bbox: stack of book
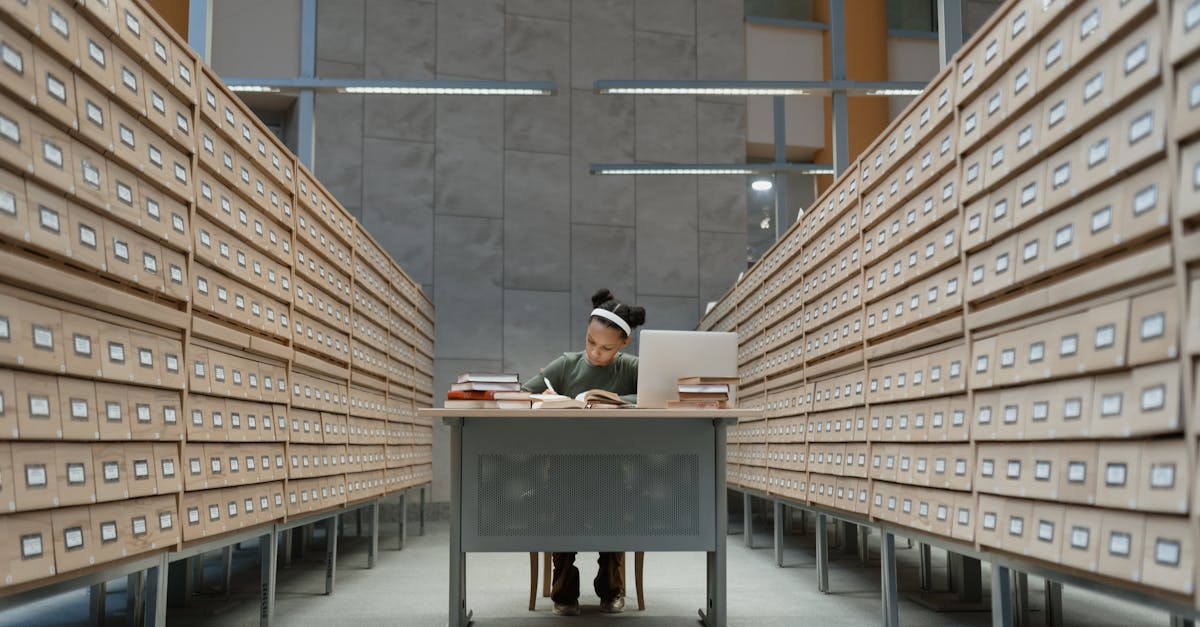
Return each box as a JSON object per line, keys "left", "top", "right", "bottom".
{"left": 668, "top": 377, "right": 739, "bottom": 409}
{"left": 445, "top": 373, "right": 532, "bottom": 409}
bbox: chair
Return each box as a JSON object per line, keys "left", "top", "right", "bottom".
{"left": 529, "top": 552, "right": 645, "bottom": 611}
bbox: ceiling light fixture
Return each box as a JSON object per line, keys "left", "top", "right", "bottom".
{"left": 595, "top": 80, "right": 929, "bottom": 97}
{"left": 751, "top": 179, "right": 774, "bottom": 191}
{"left": 591, "top": 163, "right": 834, "bottom": 176}
{"left": 219, "top": 78, "right": 557, "bottom": 96}
{"left": 337, "top": 86, "right": 552, "bottom": 95}
{"left": 865, "top": 88, "right": 924, "bottom": 96}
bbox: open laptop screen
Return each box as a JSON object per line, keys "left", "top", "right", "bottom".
{"left": 635, "top": 330, "right": 737, "bottom": 408}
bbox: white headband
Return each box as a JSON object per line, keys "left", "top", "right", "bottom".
{"left": 590, "top": 307, "right": 632, "bottom": 336}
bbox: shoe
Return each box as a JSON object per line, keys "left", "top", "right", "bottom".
{"left": 599, "top": 595, "right": 626, "bottom": 614}
{"left": 552, "top": 601, "right": 581, "bottom": 616}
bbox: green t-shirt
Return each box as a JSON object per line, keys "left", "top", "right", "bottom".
{"left": 520, "top": 351, "right": 639, "bottom": 403}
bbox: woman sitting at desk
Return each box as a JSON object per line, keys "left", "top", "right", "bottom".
{"left": 520, "top": 288, "right": 646, "bottom": 616}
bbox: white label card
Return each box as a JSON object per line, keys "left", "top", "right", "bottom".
{"left": 1109, "top": 533, "right": 1130, "bottom": 556}
{"left": 25, "top": 464, "right": 46, "bottom": 486}
{"left": 65, "top": 528, "right": 84, "bottom": 549}
{"left": 22, "top": 534, "right": 43, "bottom": 558}
{"left": 1141, "top": 385, "right": 1165, "bottom": 411}
{"left": 1106, "top": 463, "right": 1127, "bottom": 486}
{"left": 0, "top": 114, "right": 19, "bottom": 142}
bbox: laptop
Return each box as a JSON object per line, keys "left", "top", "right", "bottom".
{"left": 635, "top": 330, "right": 738, "bottom": 408}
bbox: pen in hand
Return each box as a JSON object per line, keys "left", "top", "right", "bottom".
{"left": 543, "top": 377, "right": 557, "bottom": 395}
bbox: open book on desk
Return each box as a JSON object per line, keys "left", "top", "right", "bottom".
{"left": 531, "top": 389, "right": 632, "bottom": 409}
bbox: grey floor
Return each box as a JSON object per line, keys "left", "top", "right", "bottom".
{"left": 1, "top": 506, "right": 1174, "bottom": 626}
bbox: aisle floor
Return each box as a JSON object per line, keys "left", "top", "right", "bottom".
{"left": 5, "top": 510, "right": 1170, "bottom": 626}
{"left": 168, "top": 514, "right": 1161, "bottom": 627}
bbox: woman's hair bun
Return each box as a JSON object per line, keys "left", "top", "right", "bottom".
{"left": 626, "top": 306, "right": 646, "bottom": 328}
{"left": 590, "top": 288, "right": 616, "bottom": 308}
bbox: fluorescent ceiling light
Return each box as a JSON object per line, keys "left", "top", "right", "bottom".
{"left": 337, "top": 86, "right": 551, "bottom": 95}
{"left": 865, "top": 88, "right": 924, "bottom": 96}
{"left": 596, "top": 168, "right": 757, "bottom": 175}
{"left": 751, "top": 179, "right": 774, "bottom": 191}
{"left": 591, "top": 163, "right": 834, "bottom": 176}
{"left": 220, "top": 78, "right": 557, "bottom": 96}
{"left": 595, "top": 80, "right": 929, "bottom": 97}
{"left": 602, "top": 87, "right": 808, "bottom": 95}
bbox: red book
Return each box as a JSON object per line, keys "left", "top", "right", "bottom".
{"left": 447, "top": 390, "right": 532, "bottom": 401}
{"left": 447, "top": 390, "right": 491, "bottom": 400}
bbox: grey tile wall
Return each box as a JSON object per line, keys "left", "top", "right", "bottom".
{"left": 436, "top": 0, "right": 505, "bottom": 79}
{"left": 313, "top": 93, "right": 364, "bottom": 210}
{"left": 435, "top": 94, "right": 504, "bottom": 218}
{"left": 503, "top": 150, "right": 571, "bottom": 291}
{"left": 313, "top": 0, "right": 747, "bottom": 503}
{"left": 364, "top": 0, "right": 435, "bottom": 80}
{"left": 570, "top": 0, "right": 635, "bottom": 90}
{"left": 507, "top": 0, "right": 571, "bottom": 21}
{"left": 635, "top": 176, "right": 698, "bottom": 297}
{"left": 316, "top": 0, "right": 364, "bottom": 65}
{"left": 502, "top": 289, "right": 573, "bottom": 387}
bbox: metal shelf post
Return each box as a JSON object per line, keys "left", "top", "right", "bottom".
{"left": 773, "top": 501, "right": 785, "bottom": 567}
{"left": 881, "top": 531, "right": 899, "bottom": 627}
{"left": 815, "top": 513, "right": 829, "bottom": 593}
{"left": 325, "top": 515, "right": 339, "bottom": 595}
{"left": 991, "top": 562, "right": 1013, "bottom": 627}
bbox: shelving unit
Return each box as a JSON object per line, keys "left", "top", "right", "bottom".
{"left": 0, "top": 0, "right": 433, "bottom": 623}
{"left": 700, "top": 0, "right": 1200, "bottom": 624}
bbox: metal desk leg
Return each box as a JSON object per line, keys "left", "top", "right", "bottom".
{"left": 701, "top": 422, "right": 728, "bottom": 627}
{"left": 89, "top": 582, "right": 106, "bottom": 626}
{"left": 773, "top": 501, "right": 784, "bottom": 567}
{"left": 919, "top": 543, "right": 933, "bottom": 591}
{"left": 797, "top": 509, "right": 806, "bottom": 535}
{"left": 127, "top": 571, "right": 145, "bottom": 627}
{"left": 743, "top": 492, "right": 753, "bottom": 548}
{"left": 419, "top": 486, "right": 426, "bottom": 536}
{"left": 222, "top": 546, "right": 234, "bottom": 596}
{"left": 260, "top": 527, "right": 278, "bottom": 627}
{"left": 1013, "top": 571, "right": 1030, "bottom": 627}
{"left": 1043, "top": 580, "right": 1063, "bottom": 627}
{"left": 325, "top": 515, "right": 338, "bottom": 596}
{"left": 881, "top": 532, "right": 899, "bottom": 627}
{"left": 148, "top": 554, "right": 167, "bottom": 627}
{"left": 991, "top": 562, "right": 1013, "bottom": 627}
{"left": 448, "top": 422, "right": 469, "bottom": 627}
{"left": 368, "top": 500, "right": 380, "bottom": 569}
{"left": 356, "top": 508, "right": 363, "bottom": 537}
{"left": 858, "top": 526, "right": 869, "bottom": 565}
{"left": 815, "top": 513, "right": 829, "bottom": 593}
{"left": 399, "top": 491, "right": 408, "bottom": 550}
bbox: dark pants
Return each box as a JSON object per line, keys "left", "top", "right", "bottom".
{"left": 550, "top": 552, "right": 624, "bottom": 604}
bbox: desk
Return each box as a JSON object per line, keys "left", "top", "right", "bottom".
{"left": 421, "top": 408, "right": 755, "bottom": 627}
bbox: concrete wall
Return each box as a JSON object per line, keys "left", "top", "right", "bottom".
{"left": 307, "top": 0, "right": 748, "bottom": 503}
